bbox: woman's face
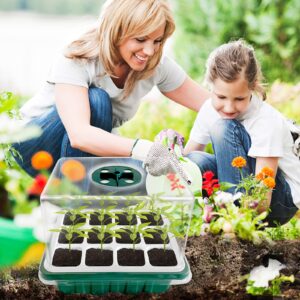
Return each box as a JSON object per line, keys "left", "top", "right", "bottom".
{"left": 118, "top": 24, "right": 165, "bottom": 71}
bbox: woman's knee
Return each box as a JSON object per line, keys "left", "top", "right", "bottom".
{"left": 88, "top": 87, "right": 112, "bottom": 132}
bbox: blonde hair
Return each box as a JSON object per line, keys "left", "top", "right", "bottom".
{"left": 205, "top": 40, "right": 266, "bottom": 100}
{"left": 65, "top": 0, "right": 175, "bottom": 99}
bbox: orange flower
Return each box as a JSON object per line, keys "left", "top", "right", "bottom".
{"left": 255, "top": 172, "right": 264, "bottom": 181}
{"left": 231, "top": 156, "right": 247, "bottom": 168}
{"left": 261, "top": 166, "right": 274, "bottom": 178}
{"left": 31, "top": 151, "right": 53, "bottom": 170}
{"left": 263, "top": 177, "right": 276, "bottom": 189}
{"left": 61, "top": 159, "right": 86, "bottom": 182}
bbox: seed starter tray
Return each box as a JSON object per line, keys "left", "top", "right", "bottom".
{"left": 44, "top": 212, "right": 186, "bottom": 273}
{"left": 39, "top": 255, "right": 191, "bottom": 295}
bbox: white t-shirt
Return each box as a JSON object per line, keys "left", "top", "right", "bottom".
{"left": 20, "top": 54, "right": 187, "bottom": 128}
{"left": 190, "top": 95, "right": 300, "bottom": 208}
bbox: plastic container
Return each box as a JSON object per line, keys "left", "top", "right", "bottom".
{"left": 39, "top": 157, "right": 194, "bottom": 294}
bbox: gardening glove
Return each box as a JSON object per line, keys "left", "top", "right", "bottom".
{"left": 130, "top": 129, "right": 184, "bottom": 162}
{"left": 144, "top": 129, "right": 194, "bottom": 185}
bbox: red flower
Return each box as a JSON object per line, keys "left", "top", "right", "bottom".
{"left": 203, "top": 171, "right": 215, "bottom": 181}
{"left": 202, "top": 171, "right": 220, "bottom": 196}
{"left": 28, "top": 174, "right": 48, "bottom": 196}
{"left": 167, "top": 173, "right": 185, "bottom": 191}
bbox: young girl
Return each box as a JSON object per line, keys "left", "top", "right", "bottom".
{"left": 184, "top": 40, "right": 300, "bottom": 226}
{"left": 13, "top": 0, "right": 209, "bottom": 177}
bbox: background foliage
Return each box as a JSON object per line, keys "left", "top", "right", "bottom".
{"left": 172, "top": 0, "right": 300, "bottom": 84}
{"left": 1, "top": 0, "right": 300, "bottom": 83}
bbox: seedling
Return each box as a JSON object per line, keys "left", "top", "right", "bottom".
{"left": 172, "top": 202, "right": 191, "bottom": 234}
{"left": 56, "top": 206, "right": 90, "bottom": 225}
{"left": 123, "top": 223, "right": 155, "bottom": 250}
{"left": 118, "top": 200, "right": 147, "bottom": 225}
{"left": 50, "top": 222, "right": 88, "bottom": 251}
{"left": 155, "top": 223, "right": 184, "bottom": 251}
{"left": 88, "top": 200, "right": 118, "bottom": 225}
{"left": 89, "top": 223, "right": 122, "bottom": 251}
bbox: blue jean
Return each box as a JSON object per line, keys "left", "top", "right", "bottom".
{"left": 187, "top": 119, "right": 298, "bottom": 226}
{"left": 12, "top": 87, "right": 113, "bottom": 177}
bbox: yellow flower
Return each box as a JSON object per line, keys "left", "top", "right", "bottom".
{"left": 231, "top": 156, "right": 247, "bottom": 168}
{"left": 31, "top": 151, "right": 53, "bottom": 170}
{"left": 263, "top": 177, "right": 276, "bottom": 189}
{"left": 61, "top": 159, "right": 86, "bottom": 182}
{"left": 261, "top": 166, "right": 274, "bottom": 178}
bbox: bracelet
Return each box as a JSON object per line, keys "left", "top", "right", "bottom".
{"left": 130, "top": 138, "right": 139, "bottom": 156}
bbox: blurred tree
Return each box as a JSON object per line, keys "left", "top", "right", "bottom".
{"left": 172, "top": 0, "right": 300, "bottom": 83}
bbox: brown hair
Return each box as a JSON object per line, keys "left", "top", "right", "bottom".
{"left": 65, "top": 0, "right": 175, "bottom": 99}
{"left": 205, "top": 40, "right": 266, "bottom": 100}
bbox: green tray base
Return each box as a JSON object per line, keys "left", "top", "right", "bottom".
{"left": 39, "top": 256, "right": 191, "bottom": 295}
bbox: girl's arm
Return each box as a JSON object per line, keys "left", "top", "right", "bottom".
{"left": 162, "top": 76, "right": 210, "bottom": 112}
{"left": 184, "top": 139, "right": 206, "bottom": 155}
{"left": 54, "top": 83, "right": 135, "bottom": 156}
{"left": 255, "top": 156, "right": 279, "bottom": 213}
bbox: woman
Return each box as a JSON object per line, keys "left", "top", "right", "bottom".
{"left": 14, "top": 0, "right": 209, "bottom": 177}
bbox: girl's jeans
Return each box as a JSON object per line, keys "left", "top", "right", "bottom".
{"left": 187, "top": 119, "right": 298, "bottom": 226}
{"left": 12, "top": 87, "right": 113, "bottom": 177}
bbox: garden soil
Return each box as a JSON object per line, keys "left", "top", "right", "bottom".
{"left": 1, "top": 235, "right": 300, "bottom": 300}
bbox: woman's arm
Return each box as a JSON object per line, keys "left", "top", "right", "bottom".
{"left": 162, "top": 76, "right": 210, "bottom": 112}
{"left": 55, "top": 83, "right": 135, "bottom": 156}
{"left": 255, "top": 156, "right": 279, "bottom": 213}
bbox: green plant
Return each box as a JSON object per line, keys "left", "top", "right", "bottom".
{"left": 173, "top": 0, "right": 300, "bottom": 83}
{"left": 210, "top": 203, "right": 271, "bottom": 245}
{"left": 50, "top": 223, "right": 87, "bottom": 251}
{"left": 145, "top": 195, "right": 173, "bottom": 225}
{"left": 190, "top": 158, "right": 279, "bottom": 244}
{"left": 155, "top": 222, "right": 185, "bottom": 251}
{"left": 266, "top": 217, "right": 300, "bottom": 240}
{"left": 124, "top": 223, "right": 155, "bottom": 250}
{"left": 89, "top": 223, "right": 121, "bottom": 251}
{"left": 0, "top": 91, "right": 41, "bottom": 217}
{"left": 172, "top": 202, "right": 192, "bottom": 235}
{"left": 120, "top": 200, "right": 147, "bottom": 225}
{"left": 89, "top": 200, "right": 117, "bottom": 224}
{"left": 246, "top": 274, "right": 295, "bottom": 296}
{"left": 188, "top": 198, "right": 204, "bottom": 236}
{"left": 56, "top": 206, "right": 90, "bottom": 225}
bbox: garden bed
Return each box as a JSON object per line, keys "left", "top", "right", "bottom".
{"left": 1, "top": 235, "right": 300, "bottom": 299}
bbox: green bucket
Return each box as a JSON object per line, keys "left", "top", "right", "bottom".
{"left": 0, "top": 217, "right": 37, "bottom": 267}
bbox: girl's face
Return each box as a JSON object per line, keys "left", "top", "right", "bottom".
{"left": 118, "top": 24, "right": 165, "bottom": 71}
{"left": 211, "top": 77, "right": 252, "bottom": 119}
